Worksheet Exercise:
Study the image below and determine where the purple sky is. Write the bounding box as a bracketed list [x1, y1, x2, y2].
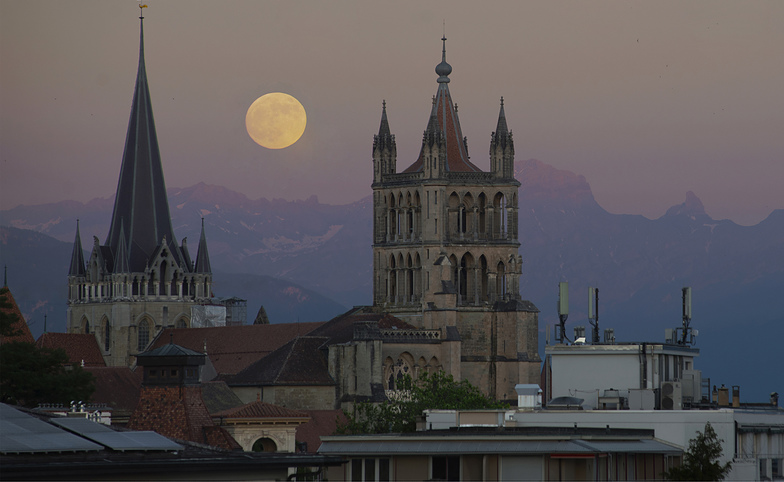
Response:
[2, 1, 782, 225]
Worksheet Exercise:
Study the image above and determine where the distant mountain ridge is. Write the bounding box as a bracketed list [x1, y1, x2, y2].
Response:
[2, 159, 782, 401]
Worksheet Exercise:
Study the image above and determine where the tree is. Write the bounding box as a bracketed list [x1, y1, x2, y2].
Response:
[0, 287, 23, 338]
[337, 371, 507, 434]
[664, 422, 732, 481]
[0, 341, 95, 408]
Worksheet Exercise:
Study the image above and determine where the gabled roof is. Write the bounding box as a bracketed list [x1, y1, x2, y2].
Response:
[304, 306, 416, 346]
[402, 37, 482, 174]
[212, 401, 309, 420]
[148, 323, 325, 376]
[200, 381, 243, 414]
[0, 287, 35, 345]
[35, 333, 105, 367]
[229, 336, 333, 386]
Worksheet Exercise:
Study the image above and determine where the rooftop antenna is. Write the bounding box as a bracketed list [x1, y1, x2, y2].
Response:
[556, 282, 570, 344]
[588, 287, 599, 343]
[679, 286, 694, 344]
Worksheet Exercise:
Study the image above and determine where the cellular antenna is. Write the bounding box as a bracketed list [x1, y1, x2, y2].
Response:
[556, 282, 570, 343]
[680, 286, 692, 344]
[588, 287, 599, 343]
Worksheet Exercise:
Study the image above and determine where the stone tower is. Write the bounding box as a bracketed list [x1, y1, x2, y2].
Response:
[67, 11, 212, 367]
[371, 37, 540, 401]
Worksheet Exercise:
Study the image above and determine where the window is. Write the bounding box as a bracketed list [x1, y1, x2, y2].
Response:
[432, 455, 460, 481]
[104, 320, 111, 351]
[351, 458, 390, 481]
[252, 438, 277, 452]
[137, 320, 150, 351]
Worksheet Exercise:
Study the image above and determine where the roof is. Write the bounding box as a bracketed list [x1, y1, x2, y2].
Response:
[1, 403, 343, 480]
[147, 322, 324, 376]
[402, 37, 482, 174]
[83, 367, 142, 419]
[0, 287, 35, 345]
[305, 306, 416, 346]
[212, 401, 309, 420]
[296, 410, 346, 453]
[35, 333, 106, 367]
[200, 381, 243, 414]
[229, 336, 334, 386]
[104, 15, 186, 273]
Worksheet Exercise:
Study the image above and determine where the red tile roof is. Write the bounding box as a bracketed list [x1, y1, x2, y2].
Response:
[35, 332, 106, 367]
[212, 400, 309, 420]
[83, 366, 142, 419]
[296, 410, 347, 453]
[148, 323, 324, 376]
[0, 287, 35, 345]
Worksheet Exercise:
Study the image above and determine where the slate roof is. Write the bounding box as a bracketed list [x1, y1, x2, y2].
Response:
[35, 333, 106, 367]
[0, 287, 34, 345]
[402, 37, 482, 174]
[83, 367, 142, 420]
[229, 336, 333, 386]
[212, 401, 309, 420]
[147, 322, 324, 376]
[200, 381, 243, 414]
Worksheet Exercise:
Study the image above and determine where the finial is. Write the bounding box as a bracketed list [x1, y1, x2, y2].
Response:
[382, 99, 386, 111]
[454, 103, 458, 113]
[432, 95, 436, 106]
[436, 34, 452, 83]
[500, 96, 504, 106]
[139, 3, 147, 19]
[169, 332, 174, 344]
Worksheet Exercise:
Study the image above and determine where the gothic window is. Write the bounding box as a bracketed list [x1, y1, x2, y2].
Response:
[493, 192, 507, 239]
[103, 318, 111, 352]
[478, 192, 487, 237]
[81, 317, 90, 334]
[384, 354, 413, 391]
[137, 319, 150, 351]
[497, 261, 507, 299]
[479, 255, 488, 302]
[175, 318, 187, 329]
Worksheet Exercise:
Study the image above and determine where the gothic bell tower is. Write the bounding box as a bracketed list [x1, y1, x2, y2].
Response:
[370, 37, 540, 401]
[67, 9, 213, 367]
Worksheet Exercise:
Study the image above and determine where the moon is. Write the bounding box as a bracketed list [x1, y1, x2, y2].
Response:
[245, 93, 307, 149]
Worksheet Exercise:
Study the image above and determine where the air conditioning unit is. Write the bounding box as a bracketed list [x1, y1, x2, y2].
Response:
[661, 381, 682, 410]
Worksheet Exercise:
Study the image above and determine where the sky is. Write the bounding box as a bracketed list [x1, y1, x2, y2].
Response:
[1, 1, 782, 226]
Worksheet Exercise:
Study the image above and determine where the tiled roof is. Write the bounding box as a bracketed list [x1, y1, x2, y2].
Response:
[83, 367, 142, 419]
[212, 401, 309, 420]
[0, 287, 35, 345]
[306, 307, 415, 346]
[147, 322, 324, 376]
[229, 336, 333, 386]
[35, 333, 106, 367]
[296, 410, 347, 453]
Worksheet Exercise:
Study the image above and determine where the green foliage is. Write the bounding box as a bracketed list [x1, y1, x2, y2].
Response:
[337, 371, 507, 434]
[0, 341, 95, 408]
[664, 422, 732, 481]
[0, 287, 22, 338]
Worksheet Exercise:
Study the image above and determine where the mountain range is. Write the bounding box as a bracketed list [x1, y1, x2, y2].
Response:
[2, 158, 782, 401]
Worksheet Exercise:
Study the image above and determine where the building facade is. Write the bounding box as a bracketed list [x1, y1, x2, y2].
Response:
[66, 14, 212, 367]
[371, 37, 539, 401]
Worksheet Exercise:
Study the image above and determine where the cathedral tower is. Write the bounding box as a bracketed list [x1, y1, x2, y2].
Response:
[371, 38, 539, 401]
[67, 10, 212, 367]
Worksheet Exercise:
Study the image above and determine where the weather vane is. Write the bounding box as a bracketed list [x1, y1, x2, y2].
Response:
[139, 3, 147, 19]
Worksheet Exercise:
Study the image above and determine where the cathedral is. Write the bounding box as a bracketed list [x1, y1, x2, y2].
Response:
[371, 37, 540, 400]
[66, 12, 213, 367]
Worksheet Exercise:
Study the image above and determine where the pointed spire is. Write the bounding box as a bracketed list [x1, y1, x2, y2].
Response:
[114, 221, 130, 273]
[106, 10, 179, 273]
[194, 219, 212, 274]
[69, 220, 86, 276]
[378, 100, 391, 137]
[495, 97, 509, 136]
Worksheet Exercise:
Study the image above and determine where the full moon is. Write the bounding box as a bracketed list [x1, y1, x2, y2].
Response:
[245, 93, 307, 149]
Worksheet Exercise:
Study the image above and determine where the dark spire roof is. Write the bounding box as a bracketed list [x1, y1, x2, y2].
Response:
[114, 221, 130, 273]
[495, 97, 509, 136]
[403, 37, 481, 174]
[490, 97, 513, 151]
[69, 220, 86, 276]
[194, 219, 211, 274]
[105, 14, 180, 273]
[378, 100, 391, 137]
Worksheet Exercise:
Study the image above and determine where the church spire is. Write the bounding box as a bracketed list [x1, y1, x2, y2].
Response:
[490, 97, 514, 178]
[69, 220, 86, 276]
[194, 219, 212, 274]
[105, 9, 179, 273]
[373, 101, 396, 182]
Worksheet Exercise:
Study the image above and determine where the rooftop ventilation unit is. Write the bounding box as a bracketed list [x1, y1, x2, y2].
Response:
[661, 381, 683, 410]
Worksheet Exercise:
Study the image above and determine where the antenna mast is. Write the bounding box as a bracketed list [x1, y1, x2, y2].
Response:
[680, 286, 693, 344]
[556, 282, 569, 344]
[588, 287, 599, 343]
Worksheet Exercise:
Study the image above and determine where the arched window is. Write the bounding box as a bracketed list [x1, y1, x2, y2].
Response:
[138, 319, 150, 351]
[81, 317, 90, 334]
[175, 318, 187, 329]
[252, 437, 277, 452]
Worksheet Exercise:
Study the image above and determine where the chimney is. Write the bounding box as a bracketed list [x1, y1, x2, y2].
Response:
[732, 385, 740, 408]
[717, 385, 729, 407]
[772, 392, 780, 407]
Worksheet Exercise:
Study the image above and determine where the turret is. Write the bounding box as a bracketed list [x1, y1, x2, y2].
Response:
[373, 101, 396, 183]
[490, 97, 514, 179]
